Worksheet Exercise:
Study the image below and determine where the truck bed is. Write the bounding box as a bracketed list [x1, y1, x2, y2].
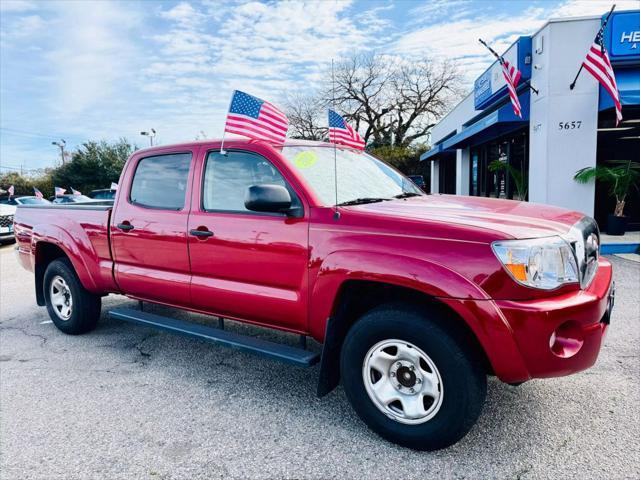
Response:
[14, 203, 117, 294]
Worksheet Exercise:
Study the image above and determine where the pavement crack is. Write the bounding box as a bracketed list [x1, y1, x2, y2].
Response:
[0, 326, 47, 346]
[133, 333, 158, 364]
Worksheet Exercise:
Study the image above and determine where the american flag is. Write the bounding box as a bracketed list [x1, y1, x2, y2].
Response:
[224, 90, 289, 144]
[7, 185, 14, 197]
[55, 186, 66, 196]
[110, 182, 118, 190]
[581, 21, 622, 125]
[33, 187, 43, 199]
[328, 110, 365, 150]
[71, 187, 81, 195]
[501, 59, 522, 118]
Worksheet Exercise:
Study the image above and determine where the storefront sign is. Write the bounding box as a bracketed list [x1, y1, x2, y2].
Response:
[473, 37, 532, 110]
[607, 10, 640, 62]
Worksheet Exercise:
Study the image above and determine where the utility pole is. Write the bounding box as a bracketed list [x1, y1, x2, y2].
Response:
[52, 139, 66, 165]
[140, 128, 156, 146]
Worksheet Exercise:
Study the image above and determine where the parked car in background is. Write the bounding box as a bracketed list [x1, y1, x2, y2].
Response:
[0, 203, 16, 243]
[88, 189, 116, 200]
[50, 194, 94, 204]
[408, 175, 426, 191]
[1, 196, 51, 206]
[14, 138, 614, 451]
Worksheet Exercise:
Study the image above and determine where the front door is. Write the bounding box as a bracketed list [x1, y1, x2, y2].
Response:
[187, 149, 309, 332]
[111, 150, 194, 306]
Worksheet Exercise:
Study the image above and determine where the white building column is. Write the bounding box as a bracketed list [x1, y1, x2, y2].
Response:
[528, 18, 600, 217]
[456, 148, 470, 195]
[431, 160, 439, 193]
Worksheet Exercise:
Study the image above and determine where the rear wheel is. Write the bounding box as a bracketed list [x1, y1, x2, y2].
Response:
[44, 258, 101, 334]
[340, 303, 486, 450]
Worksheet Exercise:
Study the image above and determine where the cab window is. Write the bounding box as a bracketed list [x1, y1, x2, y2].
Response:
[130, 153, 191, 210]
[202, 151, 300, 214]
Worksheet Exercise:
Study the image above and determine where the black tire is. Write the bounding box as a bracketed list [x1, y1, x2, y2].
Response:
[340, 303, 486, 451]
[43, 258, 101, 335]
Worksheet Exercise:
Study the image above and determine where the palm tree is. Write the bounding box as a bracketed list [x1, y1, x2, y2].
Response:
[574, 160, 640, 217]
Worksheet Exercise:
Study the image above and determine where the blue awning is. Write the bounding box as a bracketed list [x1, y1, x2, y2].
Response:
[441, 92, 529, 150]
[420, 143, 443, 161]
[599, 68, 640, 111]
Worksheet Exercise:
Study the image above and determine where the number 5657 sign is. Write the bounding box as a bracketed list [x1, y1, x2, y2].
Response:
[558, 121, 582, 130]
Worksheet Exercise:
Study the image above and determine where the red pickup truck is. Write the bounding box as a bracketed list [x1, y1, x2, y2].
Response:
[14, 139, 614, 450]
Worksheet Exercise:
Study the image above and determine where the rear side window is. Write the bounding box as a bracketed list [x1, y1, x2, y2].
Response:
[130, 153, 191, 210]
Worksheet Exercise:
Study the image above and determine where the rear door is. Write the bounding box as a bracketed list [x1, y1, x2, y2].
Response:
[187, 148, 310, 332]
[111, 148, 196, 306]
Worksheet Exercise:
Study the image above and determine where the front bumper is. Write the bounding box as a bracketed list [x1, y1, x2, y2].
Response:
[494, 258, 613, 381]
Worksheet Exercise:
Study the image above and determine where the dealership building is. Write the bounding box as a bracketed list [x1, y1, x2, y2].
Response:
[422, 9, 639, 231]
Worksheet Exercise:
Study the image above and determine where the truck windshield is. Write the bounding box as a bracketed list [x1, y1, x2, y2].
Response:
[281, 146, 422, 206]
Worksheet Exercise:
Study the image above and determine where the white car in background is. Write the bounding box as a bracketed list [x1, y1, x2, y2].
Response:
[0, 203, 17, 244]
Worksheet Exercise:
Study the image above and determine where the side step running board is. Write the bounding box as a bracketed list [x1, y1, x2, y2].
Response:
[109, 308, 319, 367]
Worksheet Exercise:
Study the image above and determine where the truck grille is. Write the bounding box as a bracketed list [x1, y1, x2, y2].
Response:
[0, 214, 14, 228]
[565, 217, 600, 289]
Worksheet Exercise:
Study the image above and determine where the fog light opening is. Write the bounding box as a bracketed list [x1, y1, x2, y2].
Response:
[549, 321, 584, 358]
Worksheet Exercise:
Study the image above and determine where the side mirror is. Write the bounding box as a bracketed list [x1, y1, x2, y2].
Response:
[245, 184, 296, 215]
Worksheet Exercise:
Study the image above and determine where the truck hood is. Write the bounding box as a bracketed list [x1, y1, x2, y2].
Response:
[348, 194, 585, 240]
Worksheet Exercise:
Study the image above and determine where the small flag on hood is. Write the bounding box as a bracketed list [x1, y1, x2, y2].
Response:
[54, 186, 66, 197]
[328, 110, 365, 150]
[71, 187, 81, 196]
[8, 185, 14, 197]
[110, 182, 118, 190]
[33, 187, 43, 199]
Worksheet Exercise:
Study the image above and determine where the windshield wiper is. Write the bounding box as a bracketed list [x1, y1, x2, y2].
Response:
[337, 197, 391, 206]
[394, 192, 422, 199]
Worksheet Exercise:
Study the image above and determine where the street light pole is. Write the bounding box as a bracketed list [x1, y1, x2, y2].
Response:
[52, 139, 66, 165]
[140, 128, 156, 146]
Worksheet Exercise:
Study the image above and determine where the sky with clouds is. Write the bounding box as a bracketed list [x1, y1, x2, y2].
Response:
[0, 0, 637, 171]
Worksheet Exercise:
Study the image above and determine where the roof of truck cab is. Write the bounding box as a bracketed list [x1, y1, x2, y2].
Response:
[134, 138, 349, 155]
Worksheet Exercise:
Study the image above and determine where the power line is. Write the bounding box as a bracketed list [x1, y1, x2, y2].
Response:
[0, 127, 85, 142]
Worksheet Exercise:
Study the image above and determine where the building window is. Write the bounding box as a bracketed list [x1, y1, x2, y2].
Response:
[468, 129, 528, 201]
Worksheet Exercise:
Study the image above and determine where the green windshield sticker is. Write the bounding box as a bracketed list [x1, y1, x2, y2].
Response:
[293, 151, 318, 169]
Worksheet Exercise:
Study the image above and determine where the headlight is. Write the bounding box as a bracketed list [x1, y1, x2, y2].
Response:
[492, 236, 579, 290]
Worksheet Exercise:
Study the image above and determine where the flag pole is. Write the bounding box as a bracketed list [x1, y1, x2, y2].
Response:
[479, 38, 538, 95]
[570, 4, 616, 90]
[220, 90, 236, 155]
[331, 59, 340, 220]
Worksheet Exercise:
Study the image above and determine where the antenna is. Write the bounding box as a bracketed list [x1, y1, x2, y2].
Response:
[332, 59, 340, 220]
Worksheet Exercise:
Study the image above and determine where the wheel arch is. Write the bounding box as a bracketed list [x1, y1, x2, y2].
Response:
[316, 279, 493, 397]
[33, 240, 94, 306]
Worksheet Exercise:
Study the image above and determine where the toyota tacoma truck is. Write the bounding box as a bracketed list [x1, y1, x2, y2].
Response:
[13, 139, 614, 450]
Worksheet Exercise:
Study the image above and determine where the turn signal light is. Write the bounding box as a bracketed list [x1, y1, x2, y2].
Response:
[505, 263, 527, 282]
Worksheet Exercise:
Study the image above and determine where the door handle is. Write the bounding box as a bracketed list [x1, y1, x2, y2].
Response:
[189, 228, 214, 238]
[117, 222, 134, 231]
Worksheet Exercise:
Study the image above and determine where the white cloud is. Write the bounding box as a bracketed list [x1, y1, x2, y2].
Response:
[0, 0, 36, 13]
[394, 0, 640, 87]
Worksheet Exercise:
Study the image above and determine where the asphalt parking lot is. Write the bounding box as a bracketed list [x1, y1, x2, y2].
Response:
[1, 242, 638, 480]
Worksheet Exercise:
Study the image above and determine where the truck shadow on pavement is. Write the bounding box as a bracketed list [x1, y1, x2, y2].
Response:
[88, 296, 555, 456]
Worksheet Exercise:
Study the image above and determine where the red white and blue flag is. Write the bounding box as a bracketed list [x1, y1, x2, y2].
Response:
[71, 187, 81, 195]
[8, 185, 14, 197]
[55, 186, 66, 197]
[328, 110, 365, 150]
[582, 25, 622, 125]
[33, 187, 43, 199]
[224, 90, 289, 144]
[501, 59, 522, 118]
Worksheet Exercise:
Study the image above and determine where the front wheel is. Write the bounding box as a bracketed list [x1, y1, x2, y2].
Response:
[44, 258, 101, 334]
[340, 303, 487, 450]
